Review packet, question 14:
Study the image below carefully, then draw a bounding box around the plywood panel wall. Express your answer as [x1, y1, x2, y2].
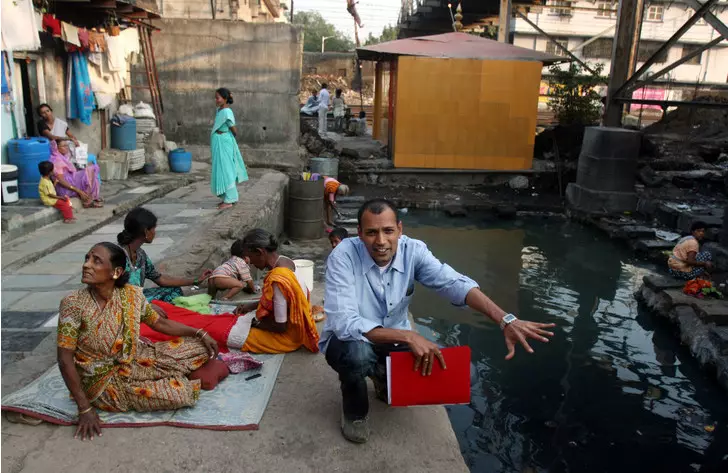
[393, 56, 541, 170]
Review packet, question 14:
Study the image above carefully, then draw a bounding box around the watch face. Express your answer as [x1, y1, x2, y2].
[504, 314, 516, 324]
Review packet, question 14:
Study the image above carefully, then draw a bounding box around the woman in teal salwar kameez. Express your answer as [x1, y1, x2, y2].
[211, 88, 248, 210]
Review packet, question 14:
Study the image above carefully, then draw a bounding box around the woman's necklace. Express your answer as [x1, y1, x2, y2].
[126, 245, 137, 267]
[89, 289, 105, 313]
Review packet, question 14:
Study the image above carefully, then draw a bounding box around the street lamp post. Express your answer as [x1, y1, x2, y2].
[321, 35, 334, 53]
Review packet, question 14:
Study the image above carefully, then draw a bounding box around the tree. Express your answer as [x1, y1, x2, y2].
[364, 25, 399, 46]
[294, 11, 354, 52]
[547, 62, 606, 126]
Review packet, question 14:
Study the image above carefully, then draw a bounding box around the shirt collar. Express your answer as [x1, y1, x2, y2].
[356, 237, 406, 275]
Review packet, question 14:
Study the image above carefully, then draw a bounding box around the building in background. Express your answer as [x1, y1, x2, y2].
[513, 0, 728, 117]
[160, 0, 290, 23]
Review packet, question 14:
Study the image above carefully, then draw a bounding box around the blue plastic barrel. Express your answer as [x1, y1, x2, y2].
[169, 148, 192, 173]
[7, 137, 51, 199]
[110, 116, 137, 150]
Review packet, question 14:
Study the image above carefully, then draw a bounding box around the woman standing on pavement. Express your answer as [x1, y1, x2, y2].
[211, 88, 248, 210]
[118, 207, 212, 303]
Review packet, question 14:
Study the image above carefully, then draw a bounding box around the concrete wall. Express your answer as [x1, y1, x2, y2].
[159, 0, 289, 23]
[136, 18, 303, 169]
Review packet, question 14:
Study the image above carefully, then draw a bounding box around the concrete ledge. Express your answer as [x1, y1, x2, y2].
[637, 281, 728, 392]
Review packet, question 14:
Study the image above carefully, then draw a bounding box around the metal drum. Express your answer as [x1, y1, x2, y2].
[287, 179, 324, 240]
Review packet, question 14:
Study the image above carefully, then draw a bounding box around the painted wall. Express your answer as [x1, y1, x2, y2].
[133, 19, 303, 169]
[159, 0, 288, 23]
[392, 57, 540, 170]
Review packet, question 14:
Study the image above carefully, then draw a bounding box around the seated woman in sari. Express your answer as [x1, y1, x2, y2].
[234, 229, 319, 353]
[57, 242, 218, 440]
[300, 90, 319, 116]
[50, 141, 103, 208]
[118, 207, 212, 303]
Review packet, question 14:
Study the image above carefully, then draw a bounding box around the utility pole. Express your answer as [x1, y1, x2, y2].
[321, 35, 333, 53]
[604, 0, 640, 127]
[290, 0, 294, 22]
[498, 0, 512, 43]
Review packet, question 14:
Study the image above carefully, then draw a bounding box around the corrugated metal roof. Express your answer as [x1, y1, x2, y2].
[357, 32, 566, 64]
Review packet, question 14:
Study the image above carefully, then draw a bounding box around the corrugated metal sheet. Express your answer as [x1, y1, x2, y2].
[357, 32, 565, 64]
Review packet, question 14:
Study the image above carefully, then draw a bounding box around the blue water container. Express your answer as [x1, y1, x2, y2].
[8, 137, 51, 199]
[110, 116, 137, 150]
[169, 148, 192, 173]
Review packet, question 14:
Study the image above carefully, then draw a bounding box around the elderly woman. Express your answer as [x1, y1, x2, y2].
[118, 207, 212, 303]
[57, 242, 219, 440]
[37, 103, 79, 145]
[50, 141, 103, 208]
[300, 89, 319, 116]
[323, 176, 350, 227]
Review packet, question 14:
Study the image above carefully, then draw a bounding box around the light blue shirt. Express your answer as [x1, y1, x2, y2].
[320, 235, 479, 353]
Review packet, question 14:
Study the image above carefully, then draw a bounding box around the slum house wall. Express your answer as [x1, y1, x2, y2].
[302, 52, 375, 83]
[133, 19, 303, 170]
[40, 49, 117, 156]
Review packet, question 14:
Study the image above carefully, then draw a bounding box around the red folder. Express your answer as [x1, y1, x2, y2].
[386, 346, 471, 407]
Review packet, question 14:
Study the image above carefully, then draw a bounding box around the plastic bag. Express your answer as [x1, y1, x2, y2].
[118, 104, 134, 116]
[133, 101, 155, 119]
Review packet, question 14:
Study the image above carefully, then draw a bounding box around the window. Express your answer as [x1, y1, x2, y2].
[682, 44, 703, 65]
[637, 41, 668, 63]
[548, 0, 572, 17]
[546, 37, 569, 56]
[338, 68, 347, 77]
[596, 2, 614, 18]
[646, 5, 664, 22]
[308, 67, 317, 74]
[583, 38, 613, 59]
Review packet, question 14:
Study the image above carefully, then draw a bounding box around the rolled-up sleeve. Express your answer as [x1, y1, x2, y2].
[324, 252, 381, 342]
[413, 242, 478, 306]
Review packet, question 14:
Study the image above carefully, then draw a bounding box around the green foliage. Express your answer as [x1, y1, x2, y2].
[364, 25, 399, 46]
[294, 11, 354, 52]
[547, 62, 607, 126]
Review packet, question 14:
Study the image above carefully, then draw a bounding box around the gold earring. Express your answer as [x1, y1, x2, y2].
[113, 275, 118, 280]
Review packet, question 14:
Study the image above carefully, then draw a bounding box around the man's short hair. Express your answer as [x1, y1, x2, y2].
[691, 221, 708, 233]
[357, 198, 400, 226]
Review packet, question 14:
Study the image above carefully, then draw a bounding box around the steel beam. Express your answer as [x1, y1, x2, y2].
[627, 37, 724, 93]
[514, 10, 596, 74]
[684, 0, 728, 41]
[613, 98, 728, 110]
[613, 0, 718, 99]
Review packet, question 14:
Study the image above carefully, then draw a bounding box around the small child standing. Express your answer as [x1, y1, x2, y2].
[38, 161, 75, 224]
[207, 239, 257, 300]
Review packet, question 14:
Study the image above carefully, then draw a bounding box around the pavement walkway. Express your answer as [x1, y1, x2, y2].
[1, 171, 468, 473]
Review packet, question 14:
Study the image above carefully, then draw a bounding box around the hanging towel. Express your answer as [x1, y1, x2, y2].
[61, 22, 81, 47]
[1, 53, 9, 95]
[67, 52, 94, 125]
[42, 14, 61, 37]
[119, 28, 140, 55]
[78, 28, 89, 49]
[1, 0, 41, 51]
[105, 33, 126, 72]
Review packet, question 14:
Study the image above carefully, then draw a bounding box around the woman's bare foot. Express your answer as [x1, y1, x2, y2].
[217, 203, 234, 210]
[64, 218, 77, 224]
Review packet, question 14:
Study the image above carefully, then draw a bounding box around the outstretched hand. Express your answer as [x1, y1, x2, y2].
[75, 409, 102, 441]
[406, 332, 446, 376]
[503, 319, 555, 360]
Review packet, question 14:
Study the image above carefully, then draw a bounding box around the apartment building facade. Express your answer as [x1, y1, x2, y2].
[513, 0, 728, 107]
[159, 0, 290, 23]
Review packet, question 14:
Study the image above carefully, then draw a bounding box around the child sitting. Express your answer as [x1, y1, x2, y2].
[329, 227, 349, 249]
[207, 239, 257, 300]
[38, 161, 75, 224]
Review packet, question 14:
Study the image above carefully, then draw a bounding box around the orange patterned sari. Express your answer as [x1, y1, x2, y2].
[242, 267, 320, 354]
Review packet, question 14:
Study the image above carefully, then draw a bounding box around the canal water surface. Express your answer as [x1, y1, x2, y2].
[403, 210, 728, 473]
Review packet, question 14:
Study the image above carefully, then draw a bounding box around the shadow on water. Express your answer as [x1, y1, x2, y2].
[403, 210, 728, 473]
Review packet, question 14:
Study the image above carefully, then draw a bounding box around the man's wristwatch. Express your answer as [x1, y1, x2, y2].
[500, 313, 518, 330]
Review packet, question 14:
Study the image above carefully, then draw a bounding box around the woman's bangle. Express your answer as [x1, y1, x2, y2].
[195, 328, 204, 338]
[78, 406, 93, 415]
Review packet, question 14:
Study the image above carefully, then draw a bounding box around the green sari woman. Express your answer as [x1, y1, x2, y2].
[211, 88, 248, 210]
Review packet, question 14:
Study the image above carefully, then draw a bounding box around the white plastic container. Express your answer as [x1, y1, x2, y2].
[1, 164, 19, 204]
[293, 259, 315, 295]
